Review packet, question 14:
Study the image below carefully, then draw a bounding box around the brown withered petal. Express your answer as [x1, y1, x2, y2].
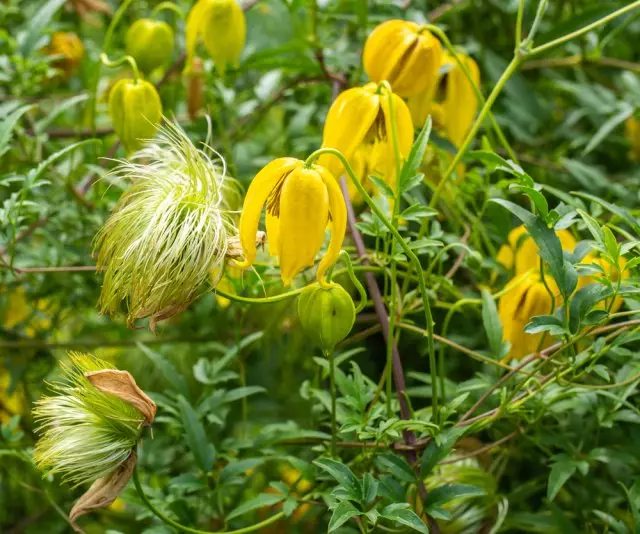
[69, 451, 137, 533]
[85, 370, 156, 425]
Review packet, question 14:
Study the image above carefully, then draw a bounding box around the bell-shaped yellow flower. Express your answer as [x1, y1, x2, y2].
[186, 0, 246, 73]
[497, 224, 577, 276]
[319, 82, 413, 203]
[439, 53, 480, 147]
[363, 20, 442, 98]
[237, 158, 346, 286]
[45, 32, 84, 79]
[498, 272, 559, 360]
[625, 116, 640, 160]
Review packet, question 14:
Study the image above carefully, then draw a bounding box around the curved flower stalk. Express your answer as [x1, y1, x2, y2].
[319, 82, 413, 203]
[363, 20, 443, 98]
[237, 158, 346, 286]
[34, 352, 155, 531]
[94, 119, 239, 330]
[186, 0, 246, 73]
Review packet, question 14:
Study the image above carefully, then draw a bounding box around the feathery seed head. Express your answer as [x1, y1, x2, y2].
[94, 120, 239, 329]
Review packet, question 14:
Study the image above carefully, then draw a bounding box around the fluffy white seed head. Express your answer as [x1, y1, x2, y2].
[33, 352, 145, 487]
[94, 119, 239, 328]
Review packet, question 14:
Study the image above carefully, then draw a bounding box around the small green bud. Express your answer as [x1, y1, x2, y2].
[108, 78, 162, 155]
[125, 19, 174, 75]
[297, 283, 356, 352]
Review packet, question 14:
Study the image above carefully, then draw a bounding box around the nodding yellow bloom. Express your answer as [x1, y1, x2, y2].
[625, 116, 640, 160]
[186, 0, 246, 73]
[498, 271, 559, 360]
[45, 32, 84, 78]
[497, 225, 577, 275]
[237, 158, 346, 287]
[319, 82, 413, 203]
[363, 20, 442, 98]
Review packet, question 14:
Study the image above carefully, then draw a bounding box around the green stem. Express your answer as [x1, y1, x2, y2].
[152, 1, 186, 18]
[100, 53, 141, 83]
[430, 55, 522, 208]
[133, 468, 284, 534]
[327, 349, 337, 457]
[528, 0, 640, 56]
[424, 25, 518, 163]
[214, 286, 305, 304]
[90, 0, 136, 132]
[306, 147, 439, 421]
[338, 250, 368, 313]
[522, 0, 549, 49]
[515, 0, 525, 49]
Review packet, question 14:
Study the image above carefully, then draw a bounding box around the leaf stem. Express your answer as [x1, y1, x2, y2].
[327, 349, 337, 457]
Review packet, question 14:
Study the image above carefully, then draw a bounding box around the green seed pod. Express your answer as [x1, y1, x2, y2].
[125, 19, 174, 75]
[108, 79, 162, 154]
[297, 283, 355, 352]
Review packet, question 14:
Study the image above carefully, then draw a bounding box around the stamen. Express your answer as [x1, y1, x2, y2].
[266, 170, 293, 217]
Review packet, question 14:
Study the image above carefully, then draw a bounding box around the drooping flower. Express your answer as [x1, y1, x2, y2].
[625, 116, 640, 160]
[94, 120, 239, 329]
[45, 32, 84, 79]
[186, 0, 246, 73]
[33, 352, 155, 530]
[363, 20, 443, 98]
[237, 158, 346, 286]
[125, 19, 174, 75]
[497, 224, 577, 276]
[319, 82, 413, 203]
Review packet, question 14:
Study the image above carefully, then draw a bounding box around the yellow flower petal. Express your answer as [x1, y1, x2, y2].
[238, 158, 299, 268]
[185, 0, 208, 73]
[277, 167, 329, 285]
[316, 165, 347, 286]
[266, 212, 280, 257]
[441, 54, 480, 147]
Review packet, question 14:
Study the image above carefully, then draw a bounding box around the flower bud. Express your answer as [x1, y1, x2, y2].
[186, 0, 246, 73]
[187, 57, 204, 120]
[363, 21, 442, 98]
[125, 19, 174, 75]
[297, 283, 355, 352]
[45, 32, 84, 78]
[108, 78, 162, 154]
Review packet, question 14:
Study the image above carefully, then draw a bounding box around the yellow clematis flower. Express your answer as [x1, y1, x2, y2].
[185, 0, 246, 73]
[363, 20, 442, 98]
[497, 224, 577, 276]
[319, 82, 413, 203]
[625, 116, 640, 160]
[237, 158, 346, 286]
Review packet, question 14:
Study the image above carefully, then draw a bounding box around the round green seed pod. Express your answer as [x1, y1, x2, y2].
[125, 19, 174, 75]
[108, 79, 163, 155]
[297, 283, 355, 352]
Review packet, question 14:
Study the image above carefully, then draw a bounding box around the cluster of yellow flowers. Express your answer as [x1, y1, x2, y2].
[497, 225, 625, 360]
[238, 20, 480, 285]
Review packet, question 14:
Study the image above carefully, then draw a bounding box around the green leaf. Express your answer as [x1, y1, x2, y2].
[573, 192, 640, 234]
[400, 116, 432, 192]
[491, 199, 567, 296]
[576, 209, 605, 243]
[425, 484, 485, 509]
[380, 503, 429, 534]
[227, 493, 285, 520]
[219, 458, 266, 485]
[177, 395, 216, 473]
[35, 94, 89, 133]
[419, 427, 465, 479]
[547, 459, 577, 501]
[137, 343, 190, 398]
[463, 150, 511, 171]
[0, 104, 36, 156]
[584, 104, 634, 155]
[481, 289, 503, 358]
[223, 386, 266, 403]
[30, 138, 101, 184]
[375, 453, 417, 483]
[369, 175, 395, 198]
[400, 204, 438, 222]
[525, 315, 566, 336]
[314, 458, 361, 501]
[328, 501, 361, 532]
[569, 283, 611, 334]
[511, 186, 549, 220]
[20, 0, 67, 56]
[361, 472, 379, 506]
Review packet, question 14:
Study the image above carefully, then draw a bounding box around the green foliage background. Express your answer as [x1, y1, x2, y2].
[1, 0, 640, 533]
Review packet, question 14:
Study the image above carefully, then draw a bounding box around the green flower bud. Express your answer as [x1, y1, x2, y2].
[108, 78, 162, 155]
[297, 283, 355, 352]
[125, 19, 174, 75]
